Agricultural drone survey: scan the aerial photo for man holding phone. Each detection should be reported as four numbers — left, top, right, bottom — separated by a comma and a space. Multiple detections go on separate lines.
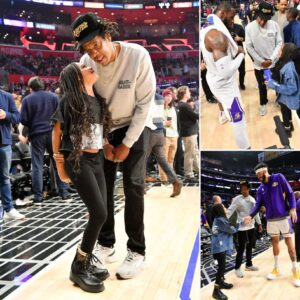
245, 1, 283, 116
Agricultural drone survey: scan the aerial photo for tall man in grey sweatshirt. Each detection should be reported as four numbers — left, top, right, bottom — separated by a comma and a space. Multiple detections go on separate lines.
245, 1, 283, 116
71, 13, 156, 279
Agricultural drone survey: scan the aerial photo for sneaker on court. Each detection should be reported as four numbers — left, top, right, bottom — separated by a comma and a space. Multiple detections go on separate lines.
235, 268, 244, 278
267, 268, 280, 280
61, 195, 73, 202
292, 268, 300, 287
3, 208, 25, 221
116, 249, 145, 279
245, 265, 259, 271
93, 243, 117, 264
259, 105, 267, 116
219, 111, 228, 125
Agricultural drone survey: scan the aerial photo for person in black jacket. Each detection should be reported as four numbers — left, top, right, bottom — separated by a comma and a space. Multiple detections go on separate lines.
20, 77, 71, 205
177, 86, 199, 180
228, 8, 247, 90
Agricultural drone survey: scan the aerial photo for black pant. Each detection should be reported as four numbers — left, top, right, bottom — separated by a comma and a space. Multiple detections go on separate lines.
64, 151, 107, 254
295, 223, 300, 262
98, 126, 150, 256
254, 69, 268, 105
239, 58, 246, 86
235, 228, 255, 269
213, 251, 226, 285
201, 69, 214, 100
280, 103, 292, 128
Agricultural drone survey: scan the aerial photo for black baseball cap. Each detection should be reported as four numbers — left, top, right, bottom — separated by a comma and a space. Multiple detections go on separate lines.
257, 1, 274, 21
71, 13, 104, 50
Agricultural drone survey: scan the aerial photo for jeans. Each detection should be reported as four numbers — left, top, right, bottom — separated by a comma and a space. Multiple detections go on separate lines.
159, 136, 178, 182
254, 69, 268, 106
147, 131, 178, 184
65, 151, 107, 253
235, 228, 256, 269
98, 126, 150, 255
30, 132, 69, 202
0, 145, 13, 212
213, 251, 226, 285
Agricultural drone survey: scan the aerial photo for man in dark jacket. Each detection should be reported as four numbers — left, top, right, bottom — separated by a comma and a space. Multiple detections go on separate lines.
177, 85, 199, 180
0, 89, 25, 221
20, 77, 71, 205
284, 8, 300, 48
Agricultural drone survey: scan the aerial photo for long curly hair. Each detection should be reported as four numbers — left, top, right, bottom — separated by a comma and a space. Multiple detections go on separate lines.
59, 62, 112, 172
272, 43, 298, 83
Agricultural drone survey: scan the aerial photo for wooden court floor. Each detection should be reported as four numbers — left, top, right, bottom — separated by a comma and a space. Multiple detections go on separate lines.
201, 239, 300, 300
201, 55, 300, 150
6, 186, 199, 300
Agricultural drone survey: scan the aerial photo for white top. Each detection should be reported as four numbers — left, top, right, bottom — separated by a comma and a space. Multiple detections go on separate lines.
245, 20, 283, 70
80, 42, 156, 148
227, 194, 261, 231
81, 124, 103, 150
164, 106, 178, 138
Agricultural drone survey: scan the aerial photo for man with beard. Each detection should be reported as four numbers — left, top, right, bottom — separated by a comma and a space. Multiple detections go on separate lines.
244, 162, 300, 287
200, 1, 250, 149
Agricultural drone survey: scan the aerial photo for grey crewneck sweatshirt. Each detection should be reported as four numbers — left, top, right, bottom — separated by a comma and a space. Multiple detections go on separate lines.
245, 19, 283, 70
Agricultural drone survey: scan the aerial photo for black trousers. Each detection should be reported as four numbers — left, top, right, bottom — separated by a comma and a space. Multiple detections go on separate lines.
213, 251, 226, 285
201, 69, 214, 100
254, 69, 268, 105
280, 103, 292, 128
64, 151, 107, 254
174, 136, 184, 176
98, 126, 150, 256
239, 58, 246, 86
235, 228, 256, 269
294, 223, 300, 262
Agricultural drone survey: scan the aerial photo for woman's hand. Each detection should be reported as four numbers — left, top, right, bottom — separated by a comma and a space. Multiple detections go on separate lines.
56, 164, 71, 183
103, 144, 115, 161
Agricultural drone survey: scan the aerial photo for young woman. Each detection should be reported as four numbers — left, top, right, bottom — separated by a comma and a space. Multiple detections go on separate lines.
159, 89, 179, 183
268, 43, 300, 138
211, 203, 237, 300
52, 62, 112, 293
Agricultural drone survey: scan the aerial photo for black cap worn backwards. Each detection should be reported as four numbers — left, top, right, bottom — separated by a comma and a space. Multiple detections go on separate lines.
257, 1, 274, 21
71, 13, 104, 50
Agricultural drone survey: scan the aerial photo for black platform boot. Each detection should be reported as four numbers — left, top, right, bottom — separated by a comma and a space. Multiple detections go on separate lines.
69, 246, 105, 293
212, 284, 228, 300
89, 253, 110, 281
219, 280, 233, 289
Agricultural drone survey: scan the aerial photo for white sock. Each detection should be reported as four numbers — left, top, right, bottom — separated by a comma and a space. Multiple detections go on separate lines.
274, 256, 279, 269
292, 261, 298, 270
232, 118, 250, 149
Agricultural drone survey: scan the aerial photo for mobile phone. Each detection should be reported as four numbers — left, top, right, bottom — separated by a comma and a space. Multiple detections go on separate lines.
263, 69, 272, 81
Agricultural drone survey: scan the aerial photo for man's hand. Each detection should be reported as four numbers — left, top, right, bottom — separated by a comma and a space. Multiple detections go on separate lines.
0, 109, 6, 120
235, 35, 243, 42
103, 144, 115, 161
258, 224, 263, 233
237, 46, 245, 55
261, 60, 272, 68
200, 62, 206, 71
243, 216, 252, 225
18, 134, 28, 144
53, 153, 65, 164
113, 143, 130, 163
290, 208, 298, 224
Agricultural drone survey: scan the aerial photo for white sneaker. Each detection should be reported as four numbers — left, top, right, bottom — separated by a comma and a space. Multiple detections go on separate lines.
116, 249, 145, 279
219, 111, 228, 124
3, 208, 25, 221
292, 268, 300, 287
259, 105, 267, 116
16, 198, 33, 206
235, 268, 244, 278
267, 267, 280, 280
93, 243, 117, 264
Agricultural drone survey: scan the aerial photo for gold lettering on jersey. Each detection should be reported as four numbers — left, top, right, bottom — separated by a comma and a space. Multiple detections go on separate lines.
272, 182, 278, 187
